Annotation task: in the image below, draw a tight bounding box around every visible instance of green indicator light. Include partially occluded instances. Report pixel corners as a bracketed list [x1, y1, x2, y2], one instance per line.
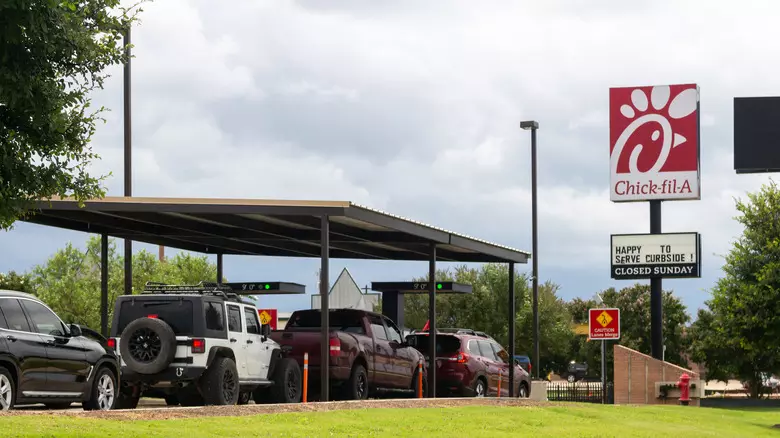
[436, 283, 442, 289]
[265, 284, 270, 290]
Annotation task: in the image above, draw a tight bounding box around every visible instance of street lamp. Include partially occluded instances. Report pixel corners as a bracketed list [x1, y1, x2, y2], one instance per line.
[520, 120, 539, 379]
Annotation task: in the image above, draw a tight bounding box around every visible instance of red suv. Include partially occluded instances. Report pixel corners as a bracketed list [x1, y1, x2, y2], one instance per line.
[407, 329, 531, 398]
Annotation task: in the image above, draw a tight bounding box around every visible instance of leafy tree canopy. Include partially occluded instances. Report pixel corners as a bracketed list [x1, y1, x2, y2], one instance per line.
[689, 180, 780, 398]
[0, 0, 144, 229]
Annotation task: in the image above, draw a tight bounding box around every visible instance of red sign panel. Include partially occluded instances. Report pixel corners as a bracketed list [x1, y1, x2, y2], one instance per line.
[588, 308, 620, 340]
[609, 84, 700, 202]
[257, 308, 278, 331]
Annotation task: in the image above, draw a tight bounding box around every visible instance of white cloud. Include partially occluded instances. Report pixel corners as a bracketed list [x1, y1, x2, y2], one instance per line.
[3, 0, 780, 314]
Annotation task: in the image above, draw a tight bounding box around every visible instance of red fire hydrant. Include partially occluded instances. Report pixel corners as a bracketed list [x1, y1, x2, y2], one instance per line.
[677, 373, 691, 406]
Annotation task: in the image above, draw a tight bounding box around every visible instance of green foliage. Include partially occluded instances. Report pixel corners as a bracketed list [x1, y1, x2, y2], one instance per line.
[689, 180, 780, 398]
[566, 284, 691, 380]
[0, 270, 34, 293]
[0, 0, 146, 229]
[28, 235, 219, 331]
[401, 263, 576, 376]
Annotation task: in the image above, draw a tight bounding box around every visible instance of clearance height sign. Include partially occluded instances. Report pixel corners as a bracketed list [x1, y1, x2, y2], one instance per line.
[611, 232, 701, 280]
[589, 308, 620, 340]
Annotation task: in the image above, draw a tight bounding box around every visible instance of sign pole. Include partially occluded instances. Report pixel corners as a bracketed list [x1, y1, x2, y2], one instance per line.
[601, 339, 606, 404]
[649, 201, 663, 361]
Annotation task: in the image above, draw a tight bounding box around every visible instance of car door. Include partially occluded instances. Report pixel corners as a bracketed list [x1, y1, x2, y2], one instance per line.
[226, 304, 248, 375]
[20, 298, 89, 395]
[477, 340, 501, 396]
[242, 306, 269, 380]
[383, 317, 413, 388]
[368, 315, 392, 388]
[0, 298, 49, 394]
[490, 342, 511, 397]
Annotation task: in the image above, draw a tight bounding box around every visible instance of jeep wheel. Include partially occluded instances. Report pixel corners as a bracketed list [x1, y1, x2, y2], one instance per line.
[567, 374, 576, 383]
[120, 317, 177, 375]
[237, 391, 251, 405]
[201, 357, 239, 405]
[343, 363, 368, 400]
[269, 358, 301, 403]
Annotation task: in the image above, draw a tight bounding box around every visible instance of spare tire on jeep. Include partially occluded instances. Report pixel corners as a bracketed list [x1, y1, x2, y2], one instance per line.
[120, 317, 177, 375]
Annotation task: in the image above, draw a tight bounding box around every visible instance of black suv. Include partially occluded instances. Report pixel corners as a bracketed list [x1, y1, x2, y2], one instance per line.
[109, 282, 300, 408]
[0, 290, 120, 411]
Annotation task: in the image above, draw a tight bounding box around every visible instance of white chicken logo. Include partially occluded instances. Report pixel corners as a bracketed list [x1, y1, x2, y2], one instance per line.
[610, 85, 698, 176]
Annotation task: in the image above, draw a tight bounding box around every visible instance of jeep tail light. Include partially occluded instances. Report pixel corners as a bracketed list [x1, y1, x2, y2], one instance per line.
[191, 338, 206, 354]
[106, 338, 116, 350]
[147, 314, 158, 319]
[329, 336, 341, 356]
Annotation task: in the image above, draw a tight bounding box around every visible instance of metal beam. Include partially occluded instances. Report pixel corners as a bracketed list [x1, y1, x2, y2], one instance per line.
[101, 234, 109, 337]
[427, 242, 437, 397]
[508, 261, 515, 397]
[123, 26, 133, 297]
[320, 215, 330, 401]
[217, 254, 223, 283]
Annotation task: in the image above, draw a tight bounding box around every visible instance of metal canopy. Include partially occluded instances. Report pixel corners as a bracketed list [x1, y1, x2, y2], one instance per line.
[22, 196, 530, 263]
[370, 281, 473, 294]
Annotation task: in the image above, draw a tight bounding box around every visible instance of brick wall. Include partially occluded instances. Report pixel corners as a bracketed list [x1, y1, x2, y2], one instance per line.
[613, 344, 700, 406]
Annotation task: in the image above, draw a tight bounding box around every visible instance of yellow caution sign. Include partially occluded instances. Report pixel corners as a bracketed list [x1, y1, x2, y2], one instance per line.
[259, 310, 272, 326]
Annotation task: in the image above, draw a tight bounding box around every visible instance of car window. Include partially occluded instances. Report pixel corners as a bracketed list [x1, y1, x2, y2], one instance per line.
[204, 301, 225, 331]
[227, 305, 242, 333]
[467, 340, 481, 356]
[369, 315, 388, 340]
[477, 340, 499, 361]
[285, 310, 366, 334]
[244, 307, 260, 335]
[0, 305, 8, 329]
[21, 299, 66, 336]
[491, 343, 510, 364]
[383, 318, 403, 343]
[0, 299, 31, 332]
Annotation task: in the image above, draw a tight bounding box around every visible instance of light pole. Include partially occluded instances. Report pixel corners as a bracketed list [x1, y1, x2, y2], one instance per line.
[597, 293, 607, 403]
[520, 120, 539, 379]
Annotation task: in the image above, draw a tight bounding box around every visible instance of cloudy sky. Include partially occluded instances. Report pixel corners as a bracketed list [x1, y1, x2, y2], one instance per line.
[2, 0, 778, 319]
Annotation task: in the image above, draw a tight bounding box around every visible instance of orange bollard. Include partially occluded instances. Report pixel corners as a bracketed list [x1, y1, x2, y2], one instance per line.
[417, 360, 423, 398]
[302, 352, 309, 403]
[497, 374, 501, 398]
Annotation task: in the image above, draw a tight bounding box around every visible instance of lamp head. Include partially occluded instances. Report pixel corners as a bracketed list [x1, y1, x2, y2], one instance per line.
[520, 120, 539, 130]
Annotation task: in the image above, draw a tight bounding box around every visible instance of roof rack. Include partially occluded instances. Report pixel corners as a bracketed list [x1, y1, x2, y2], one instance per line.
[142, 281, 247, 304]
[408, 327, 495, 339]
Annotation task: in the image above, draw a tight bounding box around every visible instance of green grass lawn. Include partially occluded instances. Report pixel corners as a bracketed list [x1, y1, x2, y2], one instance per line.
[1, 404, 778, 438]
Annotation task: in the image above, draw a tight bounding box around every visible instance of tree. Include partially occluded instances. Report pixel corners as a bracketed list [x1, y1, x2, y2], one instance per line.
[566, 284, 692, 381]
[30, 235, 221, 331]
[0, 0, 145, 229]
[689, 180, 780, 398]
[0, 270, 34, 293]
[401, 263, 575, 376]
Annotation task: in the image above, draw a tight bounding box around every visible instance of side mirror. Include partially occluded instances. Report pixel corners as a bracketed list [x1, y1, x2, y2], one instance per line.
[261, 324, 271, 338]
[69, 324, 82, 337]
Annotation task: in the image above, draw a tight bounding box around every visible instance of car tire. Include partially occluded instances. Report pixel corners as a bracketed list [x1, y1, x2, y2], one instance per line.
[0, 368, 15, 411]
[518, 382, 530, 398]
[120, 317, 177, 375]
[178, 385, 204, 407]
[164, 394, 180, 406]
[237, 391, 251, 405]
[270, 358, 302, 403]
[473, 377, 487, 397]
[83, 367, 118, 411]
[201, 356, 240, 406]
[567, 374, 576, 383]
[343, 363, 368, 400]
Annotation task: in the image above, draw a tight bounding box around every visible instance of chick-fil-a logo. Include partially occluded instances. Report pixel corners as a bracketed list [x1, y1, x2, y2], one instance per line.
[609, 84, 701, 202]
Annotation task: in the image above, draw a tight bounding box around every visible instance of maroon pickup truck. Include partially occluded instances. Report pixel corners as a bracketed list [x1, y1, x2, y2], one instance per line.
[269, 308, 426, 400]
